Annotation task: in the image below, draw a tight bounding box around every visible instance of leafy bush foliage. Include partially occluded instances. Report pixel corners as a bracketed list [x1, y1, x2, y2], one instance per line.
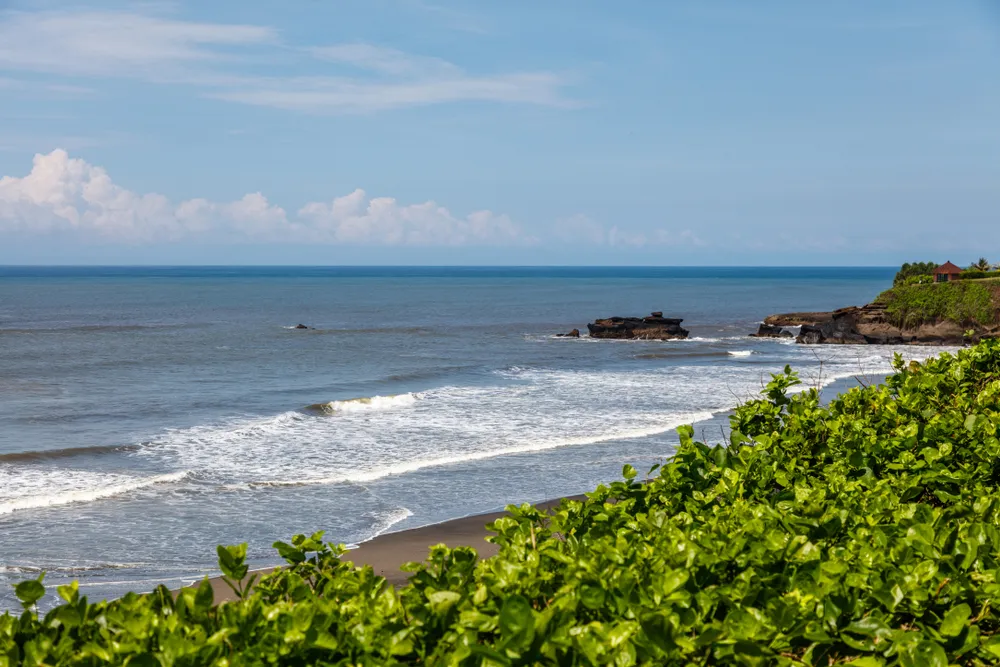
[876, 280, 1000, 328]
[898, 275, 933, 287]
[893, 262, 937, 286]
[5, 341, 1000, 665]
[959, 271, 998, 281]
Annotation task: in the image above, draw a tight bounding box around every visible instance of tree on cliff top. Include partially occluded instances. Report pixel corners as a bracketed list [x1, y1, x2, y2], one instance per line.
[893, 261, 936, 285]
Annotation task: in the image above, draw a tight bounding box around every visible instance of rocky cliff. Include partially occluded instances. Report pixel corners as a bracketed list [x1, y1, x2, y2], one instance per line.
[765, 280, 1000, 345]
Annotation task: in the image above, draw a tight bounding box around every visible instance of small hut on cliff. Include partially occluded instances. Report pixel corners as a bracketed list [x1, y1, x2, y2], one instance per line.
[934, 261, 962, 283]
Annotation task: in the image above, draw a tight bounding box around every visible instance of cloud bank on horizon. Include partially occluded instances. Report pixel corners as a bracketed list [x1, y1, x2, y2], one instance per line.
[1, 149, 690, 249]
[0, 1, 998, 264]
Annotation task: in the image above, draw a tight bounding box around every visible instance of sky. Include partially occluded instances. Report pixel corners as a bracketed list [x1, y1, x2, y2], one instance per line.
[0, 0, 998, 265]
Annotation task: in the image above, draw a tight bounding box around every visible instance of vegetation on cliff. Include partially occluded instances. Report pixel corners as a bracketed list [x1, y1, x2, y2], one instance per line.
[893, 260, 999, 287]
[875, 279, 1000, 329]
[5, 342, 1000, 664]
[893, 261, 938, 285]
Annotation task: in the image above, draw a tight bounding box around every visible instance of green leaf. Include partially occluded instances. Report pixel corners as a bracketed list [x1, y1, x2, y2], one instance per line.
[216, 543, 249, 579]
[499, 595, 533, 637]
[194, 578, 214, 613]
[900, 640, 947, 667]
[428, 590, 461, 615]
[14, 576, 45, 609]
[939, 603, 971, 637]
[56, 580, 79, 604]
[580, 583, 605, 610]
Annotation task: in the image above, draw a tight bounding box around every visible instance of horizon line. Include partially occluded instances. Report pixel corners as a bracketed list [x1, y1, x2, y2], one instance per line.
[0, 264, 900, 269]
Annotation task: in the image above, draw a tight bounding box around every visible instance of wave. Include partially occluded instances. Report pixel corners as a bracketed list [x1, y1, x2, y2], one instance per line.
[0, 562, 145, 575]
[0, 443, 137, 463]
[728, 350, 754, 357]
[249, 412, 714, 488]
[304, 393, 419, 415]
[0, 471, 189, 517]
[347, 507, 415, 546]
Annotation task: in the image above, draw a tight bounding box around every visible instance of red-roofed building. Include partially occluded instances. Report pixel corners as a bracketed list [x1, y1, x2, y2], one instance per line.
[934, 261, 963, 283]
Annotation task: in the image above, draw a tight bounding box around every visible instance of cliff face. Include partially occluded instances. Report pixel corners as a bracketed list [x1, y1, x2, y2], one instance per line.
[765, 280, 1000, 345]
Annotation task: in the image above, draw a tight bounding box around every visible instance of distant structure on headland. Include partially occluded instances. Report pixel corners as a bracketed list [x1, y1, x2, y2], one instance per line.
[933, 261, 963, 283]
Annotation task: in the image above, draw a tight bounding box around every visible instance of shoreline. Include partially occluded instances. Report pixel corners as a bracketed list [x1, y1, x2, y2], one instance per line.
[188, 495, 587, 603]
[179, 375, 876, 604]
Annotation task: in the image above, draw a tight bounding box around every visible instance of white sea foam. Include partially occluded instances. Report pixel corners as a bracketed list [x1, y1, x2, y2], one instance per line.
[0, 471, 189, 516]
[249, 413, 713, 488]
[133, 343, 958, 493]
[349, 507, 415, 544]
[2, 342, 960, 518]
[310, 393, 419, 414]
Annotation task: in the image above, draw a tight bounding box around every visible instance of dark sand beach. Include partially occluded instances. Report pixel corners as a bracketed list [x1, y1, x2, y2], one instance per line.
[191, 495, 586, 603]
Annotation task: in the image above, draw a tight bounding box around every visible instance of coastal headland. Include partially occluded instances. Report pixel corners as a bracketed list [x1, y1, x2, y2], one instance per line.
[764, 278, 1000, 345]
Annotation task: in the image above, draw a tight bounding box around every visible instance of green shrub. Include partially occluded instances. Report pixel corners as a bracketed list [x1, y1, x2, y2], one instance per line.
[5, 342, 1000, 665]
[893, 261, 937, 286]
[959, 271, 997, 281]
[899, 274, 933, 287]
[876, 280, 999, 328]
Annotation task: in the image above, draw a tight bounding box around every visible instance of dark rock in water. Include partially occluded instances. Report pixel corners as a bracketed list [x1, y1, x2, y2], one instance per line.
[764, 312, 835, 327]
[750, 323, 793, 338]
[650, 311, 663, 318]
[294, 324, 309, 329]
[793, 308, 868, 344]
[556, 328, 581, 338]
[587, 313, 689, 340]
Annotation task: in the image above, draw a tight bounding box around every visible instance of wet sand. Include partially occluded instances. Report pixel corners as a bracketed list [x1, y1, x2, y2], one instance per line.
[192, 495, 585, 603]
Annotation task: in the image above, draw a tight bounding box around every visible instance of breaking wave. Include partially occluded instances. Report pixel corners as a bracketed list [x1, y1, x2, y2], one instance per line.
[304, 393, 419, 414]
[248, 413, 713, 488]
[0, 471, 189, 517]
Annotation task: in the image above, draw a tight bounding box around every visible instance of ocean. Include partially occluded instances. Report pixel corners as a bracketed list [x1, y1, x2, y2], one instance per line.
[0, 266, 957, 609]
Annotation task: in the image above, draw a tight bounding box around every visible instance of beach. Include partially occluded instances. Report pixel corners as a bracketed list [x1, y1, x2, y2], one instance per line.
[194, 495, 586, 603]
[0, 266, 960, 610]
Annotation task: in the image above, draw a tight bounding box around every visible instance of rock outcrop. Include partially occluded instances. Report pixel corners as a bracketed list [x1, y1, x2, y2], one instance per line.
[766, 304, 984, 345]
[587, 313, 689, 340]
[557, 329, 581, 338]
[763, 312, 834, 327]
[750, 323, 794, 338]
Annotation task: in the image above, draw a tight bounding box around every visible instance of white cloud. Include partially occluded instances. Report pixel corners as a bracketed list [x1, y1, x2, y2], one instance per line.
[0, 10, 575, 113]
[210, 72, 573, 113]
[0, 10, 275, 78]
[0, 150, 531, 246]
[299, 190, 526, 245]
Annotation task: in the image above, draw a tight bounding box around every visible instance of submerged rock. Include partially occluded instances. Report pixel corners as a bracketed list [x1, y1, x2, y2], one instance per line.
[587, 313, 689, 340]
[293, 324, 310, 329]
[556, 328, 581, 338]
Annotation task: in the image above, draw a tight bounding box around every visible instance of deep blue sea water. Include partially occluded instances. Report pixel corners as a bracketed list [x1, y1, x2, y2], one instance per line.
[0, 266, 957, 608]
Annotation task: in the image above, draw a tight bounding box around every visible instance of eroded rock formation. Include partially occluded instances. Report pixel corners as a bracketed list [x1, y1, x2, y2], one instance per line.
[587, 313, 689, 340]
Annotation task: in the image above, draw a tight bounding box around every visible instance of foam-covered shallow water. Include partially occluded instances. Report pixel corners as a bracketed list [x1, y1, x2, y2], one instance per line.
[0, 266, 959, 609]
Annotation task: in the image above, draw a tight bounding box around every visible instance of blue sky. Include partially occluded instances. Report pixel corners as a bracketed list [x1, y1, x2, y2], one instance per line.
[0, 0, 998, 265]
